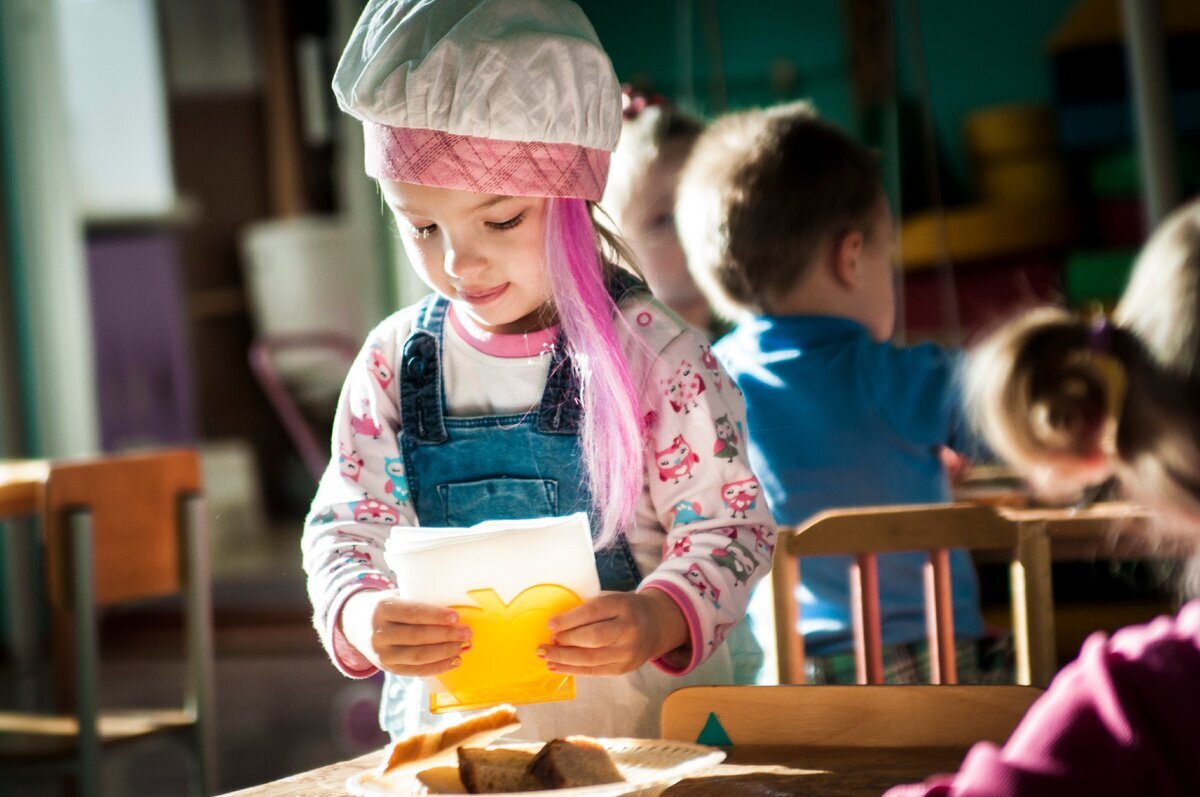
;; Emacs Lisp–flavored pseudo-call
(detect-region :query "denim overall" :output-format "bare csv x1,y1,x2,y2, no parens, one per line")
379,277,735,739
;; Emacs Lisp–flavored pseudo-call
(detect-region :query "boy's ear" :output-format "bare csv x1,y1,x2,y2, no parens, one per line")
833,230,866,289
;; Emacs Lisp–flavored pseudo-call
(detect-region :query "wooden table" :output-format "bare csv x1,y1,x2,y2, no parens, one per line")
991,500,1192,684
217,745,967,797
0,459,49,704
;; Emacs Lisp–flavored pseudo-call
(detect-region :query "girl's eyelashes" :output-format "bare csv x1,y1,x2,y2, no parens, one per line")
488,211,525,230
407,223,437,239
403,212,523,239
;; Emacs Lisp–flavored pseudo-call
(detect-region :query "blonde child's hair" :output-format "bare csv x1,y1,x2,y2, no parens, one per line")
602,102,704,232
965,199,1200,529
675,101,882,321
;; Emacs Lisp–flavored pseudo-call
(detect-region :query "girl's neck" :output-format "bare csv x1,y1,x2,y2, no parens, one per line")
447,303,559,358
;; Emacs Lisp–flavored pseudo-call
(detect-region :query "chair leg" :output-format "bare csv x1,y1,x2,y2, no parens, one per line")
182,494,218,795
70,511,103,797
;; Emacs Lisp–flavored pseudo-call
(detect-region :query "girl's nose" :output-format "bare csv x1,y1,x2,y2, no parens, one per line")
443,242,487,279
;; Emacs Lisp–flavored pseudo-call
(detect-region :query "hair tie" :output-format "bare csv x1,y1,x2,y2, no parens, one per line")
621,84,667,120
1089,316,1115,354
1084,315,1127,428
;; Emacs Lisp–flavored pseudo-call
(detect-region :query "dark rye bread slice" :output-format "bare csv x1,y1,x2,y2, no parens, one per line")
457,747,543,793
529,737,625,788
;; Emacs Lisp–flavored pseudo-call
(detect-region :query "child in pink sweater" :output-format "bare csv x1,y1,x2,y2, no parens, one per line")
886,200,1200,796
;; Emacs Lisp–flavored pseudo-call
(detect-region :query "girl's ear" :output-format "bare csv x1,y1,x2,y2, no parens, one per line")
832,230,866,289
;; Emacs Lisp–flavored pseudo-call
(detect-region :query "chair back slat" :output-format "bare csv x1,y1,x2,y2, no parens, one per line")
786,503,1018,556
850,554,884,683
925,548,957,683
43,449,201,608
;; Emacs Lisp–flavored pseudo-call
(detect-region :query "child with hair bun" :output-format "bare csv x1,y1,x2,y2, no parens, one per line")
601,87,715,332
302,0,774,742
887,199,1200,796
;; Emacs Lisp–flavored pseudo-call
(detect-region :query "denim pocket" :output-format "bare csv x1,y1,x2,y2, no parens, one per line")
435,478,558,526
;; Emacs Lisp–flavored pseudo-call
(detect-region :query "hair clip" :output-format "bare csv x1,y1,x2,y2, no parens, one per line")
621,84,667,120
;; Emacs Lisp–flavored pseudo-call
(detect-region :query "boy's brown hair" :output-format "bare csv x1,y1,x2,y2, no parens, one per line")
675,101,883,319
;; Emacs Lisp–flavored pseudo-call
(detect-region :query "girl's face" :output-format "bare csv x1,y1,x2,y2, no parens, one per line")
379,180,553,334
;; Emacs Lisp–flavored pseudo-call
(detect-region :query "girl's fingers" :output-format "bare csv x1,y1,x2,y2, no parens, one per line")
539,641,624,669
550,618,623,649
380,640,466,668
373,622,471,647
543,661,630,677
549,594,623,633
379,600,460,626
382,656,462,678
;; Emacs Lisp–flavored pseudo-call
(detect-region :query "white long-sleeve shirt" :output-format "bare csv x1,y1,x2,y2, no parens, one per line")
301,290,776,677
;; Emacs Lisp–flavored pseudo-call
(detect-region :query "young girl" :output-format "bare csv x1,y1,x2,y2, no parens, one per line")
302,0,775,742
887,200,1200,795
601,87,714,332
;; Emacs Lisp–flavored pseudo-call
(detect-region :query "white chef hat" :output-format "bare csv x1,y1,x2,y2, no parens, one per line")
333,0,622,201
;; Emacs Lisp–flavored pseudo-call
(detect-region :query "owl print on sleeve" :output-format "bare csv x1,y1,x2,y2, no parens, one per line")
712,414,741,462
367,344,394,391
721,477,761,519
710,539,760,585
684,563,722,608
350,398,382,438
351,496,400,525
669,499,710,528
383,456,410,505
662,360,705,414
338,444,365,482
656,434,701,483
699,345,723,393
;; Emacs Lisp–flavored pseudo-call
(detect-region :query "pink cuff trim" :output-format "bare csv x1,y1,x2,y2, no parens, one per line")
447,304,559,359
364,124,611,201
640,581,704,675
328,579,392,679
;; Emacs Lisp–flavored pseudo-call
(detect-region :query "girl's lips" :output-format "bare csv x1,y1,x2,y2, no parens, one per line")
457,283,508,304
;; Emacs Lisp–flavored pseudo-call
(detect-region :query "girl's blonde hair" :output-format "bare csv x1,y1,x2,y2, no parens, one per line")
965,199,1200,527
602,102,704,231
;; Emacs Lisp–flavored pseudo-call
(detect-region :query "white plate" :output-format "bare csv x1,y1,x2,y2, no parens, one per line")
347,737,726,797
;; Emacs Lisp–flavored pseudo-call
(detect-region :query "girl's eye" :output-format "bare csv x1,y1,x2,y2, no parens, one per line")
488,212,524,230
408,223,437,239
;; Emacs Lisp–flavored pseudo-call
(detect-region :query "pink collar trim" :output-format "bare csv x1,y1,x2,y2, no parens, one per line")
447,304,559,359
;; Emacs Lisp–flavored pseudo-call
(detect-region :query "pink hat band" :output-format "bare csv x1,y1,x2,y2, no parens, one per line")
364,123,611,201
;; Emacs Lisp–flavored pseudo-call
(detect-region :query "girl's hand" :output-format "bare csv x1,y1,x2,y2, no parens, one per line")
340,590,471,676
539,590,689,676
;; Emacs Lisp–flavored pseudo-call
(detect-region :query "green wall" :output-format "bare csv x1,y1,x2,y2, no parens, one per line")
580,0,1078,196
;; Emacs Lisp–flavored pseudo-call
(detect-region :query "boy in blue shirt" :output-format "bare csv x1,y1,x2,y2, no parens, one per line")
675,102,995,682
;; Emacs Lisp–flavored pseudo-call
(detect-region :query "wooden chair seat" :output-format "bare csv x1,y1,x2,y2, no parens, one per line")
0,708,194,758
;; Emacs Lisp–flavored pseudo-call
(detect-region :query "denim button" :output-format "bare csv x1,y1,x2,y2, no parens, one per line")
407,357,426,378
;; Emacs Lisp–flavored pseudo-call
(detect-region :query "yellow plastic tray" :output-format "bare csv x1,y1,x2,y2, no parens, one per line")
431,584,584,713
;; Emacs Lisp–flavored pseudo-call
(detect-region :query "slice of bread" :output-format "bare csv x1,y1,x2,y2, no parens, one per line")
529,737,624,788
380,704,521,775
457,748,542,793
416,766,469,794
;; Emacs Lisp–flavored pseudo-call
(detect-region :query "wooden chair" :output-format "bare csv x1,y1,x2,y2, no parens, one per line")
0,449,217,796
662,684,1043,748
771,503,1057,687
